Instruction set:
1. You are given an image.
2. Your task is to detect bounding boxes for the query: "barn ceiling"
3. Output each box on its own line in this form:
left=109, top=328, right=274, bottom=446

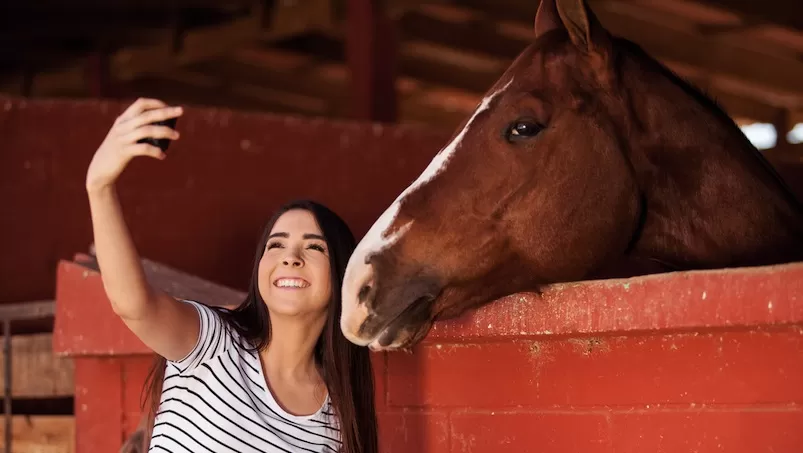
left=2, top=0, right=803, bottom=151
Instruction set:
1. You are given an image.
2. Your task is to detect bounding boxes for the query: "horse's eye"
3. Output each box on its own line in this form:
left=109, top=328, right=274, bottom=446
left=505, top=120, right=543, bottom=142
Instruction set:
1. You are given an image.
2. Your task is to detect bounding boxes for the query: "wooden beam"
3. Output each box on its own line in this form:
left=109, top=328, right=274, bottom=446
left=213, top=47, right=475, bottom=127
left=116, top=75, right=314, bottom=115
left=193, top=56, right=349, bottom=106
left=702, top=0, right=803, bottom=32
left=0, top=301, right=54, bottom=322
left=398, top=47, right=500, bottom=94
left=0, top=1, right=332, bottom=97
left=346, top=0, right=399, bottom=122
left=0, top=416, right=74, bottom=453
left=161, top=68, right=332, bottom=114
left=0, top=334, right=73, bottom=398
left=12, top=0, right=250, bottom=11
left=592, top=1, right=803, bottom=96
left=279, top=28, right=504, bottom=95
left=399, top=9, right=525, bottom=60
left=209, top=48, right=472, bottom=130
left=0, top=10, right=177, bottom=43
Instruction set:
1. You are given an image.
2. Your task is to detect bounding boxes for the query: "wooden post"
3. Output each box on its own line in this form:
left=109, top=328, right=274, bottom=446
left=346, top=0, right=398, bottom=122
left=774, top=110, right=791, bottom=149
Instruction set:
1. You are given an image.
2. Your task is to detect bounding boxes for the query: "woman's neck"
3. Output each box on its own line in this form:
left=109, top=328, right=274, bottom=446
left=260, top=311, right=327, bottom=384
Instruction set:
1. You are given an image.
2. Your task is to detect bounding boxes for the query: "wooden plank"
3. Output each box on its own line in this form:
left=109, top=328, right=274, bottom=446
left=0, top=334, right=74, bottom=398
left=0, top=301, right=55, bottom=322
left=0, top=415, right=74, bottom=453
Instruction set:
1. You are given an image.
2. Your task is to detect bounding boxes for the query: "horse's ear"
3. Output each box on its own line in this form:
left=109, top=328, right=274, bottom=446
left=554, top=0, right=610, bottom=53
left=534, top=0, right=563, bottom=38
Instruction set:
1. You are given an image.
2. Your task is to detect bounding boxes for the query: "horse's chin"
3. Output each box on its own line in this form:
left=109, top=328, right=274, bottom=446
left=366, top=318, right=434, bottom=352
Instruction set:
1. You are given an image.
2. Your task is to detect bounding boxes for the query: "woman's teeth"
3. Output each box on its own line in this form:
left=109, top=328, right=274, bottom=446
left=275, top=278, right=310, bottom=288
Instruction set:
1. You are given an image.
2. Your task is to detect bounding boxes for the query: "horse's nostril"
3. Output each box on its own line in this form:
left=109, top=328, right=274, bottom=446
left=358, top=284, right=372, bottom=303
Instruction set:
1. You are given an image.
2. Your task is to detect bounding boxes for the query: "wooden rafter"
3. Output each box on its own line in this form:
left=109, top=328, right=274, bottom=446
left=187, top=46, right=475, bottom=126
left=592, top=1, right=803, bottom=96
left=703, top=0, right=803, bottom=32
left=1, top=0, right=802, bottom=134
left=0, top=0, right=334, bottom=96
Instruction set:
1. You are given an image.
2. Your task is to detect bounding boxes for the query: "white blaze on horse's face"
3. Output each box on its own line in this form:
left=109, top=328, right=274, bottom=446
left=340, top=78, right=514, bottom=347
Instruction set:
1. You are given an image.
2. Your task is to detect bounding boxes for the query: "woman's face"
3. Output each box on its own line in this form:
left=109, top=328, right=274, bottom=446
left=257, top=209, right=332, bottom=318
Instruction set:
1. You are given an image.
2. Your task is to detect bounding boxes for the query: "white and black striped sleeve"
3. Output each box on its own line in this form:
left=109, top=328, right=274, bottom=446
left=168, top=300, right=231, bottom=373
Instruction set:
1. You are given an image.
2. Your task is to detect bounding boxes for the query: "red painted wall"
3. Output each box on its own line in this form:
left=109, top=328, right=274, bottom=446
left=55, top=259, right=803, bottom=452
left=3, top=94, right=803, bottom=306
left=0, top=94, right=449, bottom=304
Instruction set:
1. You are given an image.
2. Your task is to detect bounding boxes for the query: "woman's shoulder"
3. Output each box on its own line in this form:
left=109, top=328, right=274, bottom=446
left=166, top=299, right=246, bottom=371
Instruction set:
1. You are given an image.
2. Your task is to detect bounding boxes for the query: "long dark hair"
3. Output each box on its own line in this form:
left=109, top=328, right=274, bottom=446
left=141, top=200, right=378, bottom=453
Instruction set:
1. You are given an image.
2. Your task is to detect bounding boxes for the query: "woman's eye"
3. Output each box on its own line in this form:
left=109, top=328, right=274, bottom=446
left=309, top=244, right=326, bottom=253
left=267, top=242, right=283, bottom=250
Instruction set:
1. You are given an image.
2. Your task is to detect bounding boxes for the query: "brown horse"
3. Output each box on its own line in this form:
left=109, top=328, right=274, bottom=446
left=340, top=0, right=803, bottom=351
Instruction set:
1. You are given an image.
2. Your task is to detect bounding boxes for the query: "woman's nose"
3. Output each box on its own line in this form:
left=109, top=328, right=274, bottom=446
left=282, top=254, right=303, bottom=267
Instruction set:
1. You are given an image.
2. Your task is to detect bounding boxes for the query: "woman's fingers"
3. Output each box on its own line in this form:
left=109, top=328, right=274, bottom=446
left=119, top=106, right=183, bottom=131
left=116, top=98, right=168, bottom=123
left=120, top=125, right=180, bottom=144
left=126, top=143, right=167, bottom=160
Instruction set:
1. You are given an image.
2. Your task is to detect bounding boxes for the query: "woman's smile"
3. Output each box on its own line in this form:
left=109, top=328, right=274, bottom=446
left=274, top=277, right=311, bottom=289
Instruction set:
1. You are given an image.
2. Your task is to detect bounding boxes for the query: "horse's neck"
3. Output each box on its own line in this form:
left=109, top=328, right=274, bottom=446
left=621, top=68, right=803, bottom=269
left=635, top=131, right=803, bottom=269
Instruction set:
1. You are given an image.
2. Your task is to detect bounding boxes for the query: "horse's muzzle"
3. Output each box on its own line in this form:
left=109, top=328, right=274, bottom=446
left=341, top=257, right=440, bottom=349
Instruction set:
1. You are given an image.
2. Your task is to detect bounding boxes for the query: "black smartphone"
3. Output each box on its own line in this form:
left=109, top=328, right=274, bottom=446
left=137, top=116, right=179, bottom=152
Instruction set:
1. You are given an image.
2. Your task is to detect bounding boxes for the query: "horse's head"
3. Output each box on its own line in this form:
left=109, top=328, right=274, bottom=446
left=340, top=0, right=803, bottom=350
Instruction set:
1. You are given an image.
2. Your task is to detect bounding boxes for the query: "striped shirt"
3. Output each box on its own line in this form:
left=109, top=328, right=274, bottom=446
left=148, top=300, right=342, bottom=453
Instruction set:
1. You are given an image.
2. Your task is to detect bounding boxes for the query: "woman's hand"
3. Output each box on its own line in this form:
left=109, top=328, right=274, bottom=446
left=86, top=98, right=182, bottom=192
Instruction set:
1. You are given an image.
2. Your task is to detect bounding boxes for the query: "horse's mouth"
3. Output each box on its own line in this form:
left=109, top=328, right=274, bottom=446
left=367, top=319, right=434, bottom=351
left=362, top=295, right=437, bottom=351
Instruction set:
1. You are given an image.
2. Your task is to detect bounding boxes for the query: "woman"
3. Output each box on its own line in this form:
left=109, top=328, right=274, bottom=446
left=86, top=98, right=378, bottom=453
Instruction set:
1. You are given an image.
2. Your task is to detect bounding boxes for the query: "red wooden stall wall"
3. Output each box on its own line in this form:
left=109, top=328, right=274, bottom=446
left=55, top=258, right=803, bottom=453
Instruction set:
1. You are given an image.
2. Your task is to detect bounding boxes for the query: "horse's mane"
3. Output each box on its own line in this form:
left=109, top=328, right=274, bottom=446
left=613, top=38, right=745, bottom=139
